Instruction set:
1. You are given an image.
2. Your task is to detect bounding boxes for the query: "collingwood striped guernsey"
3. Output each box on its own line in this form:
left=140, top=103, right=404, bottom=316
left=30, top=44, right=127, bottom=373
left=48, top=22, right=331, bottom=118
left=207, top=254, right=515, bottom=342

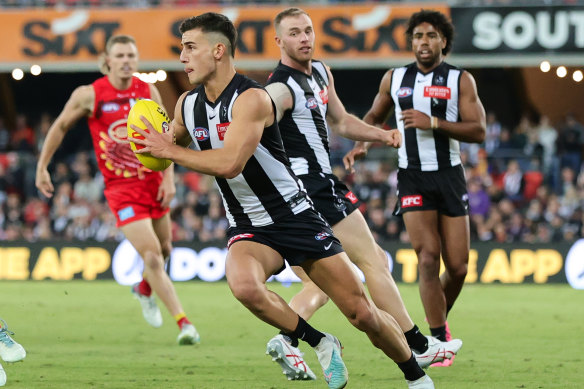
left=392, top=62, right=462, bottom=171
left=267, top=60, right=332, bottom=176
left=182, top=73, right=310, bottom=227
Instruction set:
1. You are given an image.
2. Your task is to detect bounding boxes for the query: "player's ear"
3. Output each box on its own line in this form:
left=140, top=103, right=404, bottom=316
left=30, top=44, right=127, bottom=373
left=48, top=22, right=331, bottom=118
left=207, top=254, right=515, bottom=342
left=214, top=43, right=226, bottom=60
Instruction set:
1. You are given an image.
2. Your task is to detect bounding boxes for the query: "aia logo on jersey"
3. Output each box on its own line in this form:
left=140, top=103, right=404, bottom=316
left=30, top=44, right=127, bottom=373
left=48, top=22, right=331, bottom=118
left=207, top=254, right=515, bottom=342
left=227, top=233, right=254, bottom=248
left=319, top=87, right=329, bottom=104
left=102, top=102, right=120, bottom=113
left=193, top=127, right=209, bottom=141
left=397, top=87, right=413, bottom=98
left=401, top=195, right=423, bottom=208
left=424, top=86, right=451, bottom=100
left=216, top=122, right=230, bottom=141
left=305, top=97, right=318, bottom=110
left=345, top=191, right=358, bottom=204
left=315, top=231, right=331, bottom=241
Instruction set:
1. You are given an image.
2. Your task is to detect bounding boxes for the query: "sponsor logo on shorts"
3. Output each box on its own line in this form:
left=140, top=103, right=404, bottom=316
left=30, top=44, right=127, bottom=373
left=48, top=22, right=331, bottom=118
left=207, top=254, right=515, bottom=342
left=216, top=122, right=230, bottom=141
left=227, top=233, right=254, bottom=248
left=397, top=87, right=413, bottom=98
left=305, top=97, right=318, bottom=110
left=315, top=231, right=331, bottom=241
left=345, top=191, right=358, bottom=204
left=194, top=127, right=209, bottom=141
left=118, top=206, right=135, bottom=221
left=424, top=86, right=451, bottom=99
left=401, top=195, right=423, bottom=208
left=324, top=242, right=333, bottom=250
left=334, top=198, right=346, bottom=211
left=161, top=121, right=169, bottom=133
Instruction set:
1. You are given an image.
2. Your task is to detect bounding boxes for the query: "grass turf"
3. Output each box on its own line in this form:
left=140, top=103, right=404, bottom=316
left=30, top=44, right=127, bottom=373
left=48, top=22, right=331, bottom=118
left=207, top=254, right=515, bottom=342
left=0, top=281, right=582, bottom=388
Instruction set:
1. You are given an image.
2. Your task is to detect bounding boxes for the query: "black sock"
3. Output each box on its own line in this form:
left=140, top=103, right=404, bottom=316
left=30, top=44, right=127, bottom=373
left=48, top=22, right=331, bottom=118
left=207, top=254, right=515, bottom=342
left=278, top=331, right=299, bottom=347
left=430, top=325, right=447, bottom=342
left=404, top=325, right=428, bottom=354
left=285, top=316, right=325, bottom=348
left=397, top=353, right=425, bottom=381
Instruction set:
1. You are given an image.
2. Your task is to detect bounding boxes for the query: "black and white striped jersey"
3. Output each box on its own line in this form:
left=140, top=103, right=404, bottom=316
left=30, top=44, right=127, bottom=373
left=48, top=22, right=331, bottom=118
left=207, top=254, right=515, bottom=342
left=391, top=62, right=463, bottom=171
left=181, top=73, right=310, bottom=228
left=267, top=60, right=332, bottom=176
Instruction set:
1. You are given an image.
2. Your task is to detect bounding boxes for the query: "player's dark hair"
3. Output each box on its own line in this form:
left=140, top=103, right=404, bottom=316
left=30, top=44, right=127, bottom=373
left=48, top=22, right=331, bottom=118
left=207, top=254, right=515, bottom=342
left=405, top=10, right=454, bottom=55
left=180, top=13, right=237, bottom=57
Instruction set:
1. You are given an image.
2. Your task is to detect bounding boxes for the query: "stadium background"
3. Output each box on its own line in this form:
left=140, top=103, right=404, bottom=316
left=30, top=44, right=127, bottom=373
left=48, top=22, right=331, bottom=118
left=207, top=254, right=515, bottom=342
left=0, top=1, right=583, bottom=289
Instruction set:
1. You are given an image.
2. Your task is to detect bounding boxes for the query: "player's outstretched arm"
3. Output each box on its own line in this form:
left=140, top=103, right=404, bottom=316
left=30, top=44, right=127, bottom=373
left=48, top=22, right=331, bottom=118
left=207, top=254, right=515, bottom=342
left=132, top=88, right=271, bottom=179
left=343, top=69, right=396, bottom=173
left=35, top=85, right=94, bottom=198
left=324, top=65, right=397, bottom=147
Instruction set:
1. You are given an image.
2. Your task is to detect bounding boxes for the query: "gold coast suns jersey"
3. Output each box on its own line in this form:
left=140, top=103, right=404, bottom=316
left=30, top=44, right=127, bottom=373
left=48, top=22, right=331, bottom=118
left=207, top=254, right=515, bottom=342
left=88, top=76, right=162, bottom=186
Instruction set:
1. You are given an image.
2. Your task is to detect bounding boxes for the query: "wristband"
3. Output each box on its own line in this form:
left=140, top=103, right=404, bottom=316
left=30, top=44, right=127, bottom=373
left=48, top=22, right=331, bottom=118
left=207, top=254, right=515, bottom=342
left=431, top=116, right=439, bottom=129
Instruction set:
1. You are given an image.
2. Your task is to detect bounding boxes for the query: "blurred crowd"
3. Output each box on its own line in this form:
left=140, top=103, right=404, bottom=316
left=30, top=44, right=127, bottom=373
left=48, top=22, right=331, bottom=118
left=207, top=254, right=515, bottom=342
left=1, top=109, right=583, bottom=244
left=0, top=0, right=426, bottom=8
left=2, top=0, right=581, bottom=8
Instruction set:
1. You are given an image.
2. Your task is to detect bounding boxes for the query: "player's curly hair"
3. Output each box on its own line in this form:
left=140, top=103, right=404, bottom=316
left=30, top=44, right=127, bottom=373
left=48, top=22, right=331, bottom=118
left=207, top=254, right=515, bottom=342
left=405, top=10, right=454, bottom=55
left=98, top=35, right=137, bottom=75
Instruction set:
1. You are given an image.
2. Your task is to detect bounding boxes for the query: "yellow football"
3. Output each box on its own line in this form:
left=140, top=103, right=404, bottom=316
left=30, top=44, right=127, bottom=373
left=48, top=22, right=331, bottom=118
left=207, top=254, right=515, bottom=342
left=127, top=99, right=172, bottom=171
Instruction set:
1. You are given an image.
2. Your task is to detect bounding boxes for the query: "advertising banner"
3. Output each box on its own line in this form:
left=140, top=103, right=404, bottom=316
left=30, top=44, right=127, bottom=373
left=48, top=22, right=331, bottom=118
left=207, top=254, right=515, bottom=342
left=0, top=3, right=447, bottom=71
left=451, top=6, right=584, bottom=54
left=1, top=239, right=583, bottom=289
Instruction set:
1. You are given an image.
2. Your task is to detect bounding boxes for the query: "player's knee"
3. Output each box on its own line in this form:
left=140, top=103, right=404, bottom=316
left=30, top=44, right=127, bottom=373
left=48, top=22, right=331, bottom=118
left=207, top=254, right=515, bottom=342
left=448, top=262, right=468, bottom=282
left=346, top=300, right=376, bottom=332
left=417, top=249, right=441, bottom=275
left=228, top=279, right=264, bottom=309
left=304, top=283, right=329, bottom=307
left=141, top=249, right=165, bottom=271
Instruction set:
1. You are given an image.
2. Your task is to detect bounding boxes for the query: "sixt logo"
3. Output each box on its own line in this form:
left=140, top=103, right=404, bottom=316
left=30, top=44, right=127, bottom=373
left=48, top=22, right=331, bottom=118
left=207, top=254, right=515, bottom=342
left=315, top=231, right=331, bottom=241
left=397, top=87, right=413, bottom=98
left=193, top=127, right=209, bottom=141
left=305, top=97, right=318, bottom=110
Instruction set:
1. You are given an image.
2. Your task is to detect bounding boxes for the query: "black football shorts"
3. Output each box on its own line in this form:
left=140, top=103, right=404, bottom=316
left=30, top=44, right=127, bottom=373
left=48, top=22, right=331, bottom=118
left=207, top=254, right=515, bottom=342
left=394, top=164, right=469, bottom=217
left=226, top=208, right=344, bottom=274
left=299, top=173, right=360, bottom=226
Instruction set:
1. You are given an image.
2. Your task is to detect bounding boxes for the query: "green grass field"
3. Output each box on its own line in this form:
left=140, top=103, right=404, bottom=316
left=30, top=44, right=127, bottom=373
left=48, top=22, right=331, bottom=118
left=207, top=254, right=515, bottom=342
left=0, top=281, right=582, bottom=388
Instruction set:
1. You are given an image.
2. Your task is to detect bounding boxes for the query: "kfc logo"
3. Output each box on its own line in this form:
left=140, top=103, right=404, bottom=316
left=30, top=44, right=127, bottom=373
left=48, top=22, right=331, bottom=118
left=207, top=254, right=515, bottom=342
left=345, top=191, right=358, bottom=204
left=401, top=195, right=423, bottom=208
